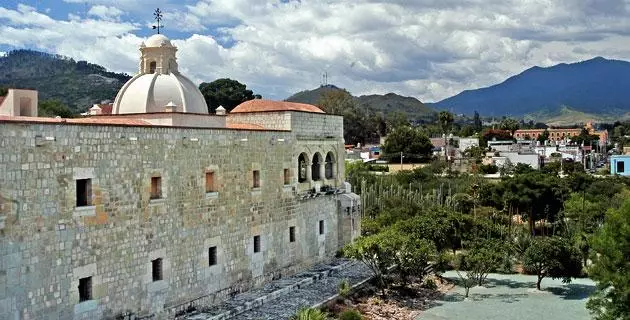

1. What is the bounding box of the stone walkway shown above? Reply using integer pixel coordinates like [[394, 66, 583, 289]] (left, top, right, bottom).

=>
[[418, 272, 596, 320], [184, 259, 372, 320]]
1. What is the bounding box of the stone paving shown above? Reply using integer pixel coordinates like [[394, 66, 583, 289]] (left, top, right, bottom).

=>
[[418, 271, 596, 320], [184, 259, 372, 320]]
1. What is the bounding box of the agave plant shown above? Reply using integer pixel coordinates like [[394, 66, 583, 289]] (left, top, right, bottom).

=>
[[291, 307, 328, 320]]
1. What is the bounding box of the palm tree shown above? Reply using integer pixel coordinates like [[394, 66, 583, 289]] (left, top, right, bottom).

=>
[[439, 111, 454, 163]]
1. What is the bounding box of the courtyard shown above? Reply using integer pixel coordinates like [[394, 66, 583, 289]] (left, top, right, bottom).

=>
[[418, 271, 596, 320]]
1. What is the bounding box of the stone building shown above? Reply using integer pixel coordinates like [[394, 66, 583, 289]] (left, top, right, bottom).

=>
[[0, 34, 360, 319]]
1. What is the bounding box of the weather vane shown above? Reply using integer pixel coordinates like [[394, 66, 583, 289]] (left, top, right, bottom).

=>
[[152, 8, 163, 34]]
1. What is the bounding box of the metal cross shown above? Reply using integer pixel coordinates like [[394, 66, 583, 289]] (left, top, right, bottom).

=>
[[152, 8, 163, 34]]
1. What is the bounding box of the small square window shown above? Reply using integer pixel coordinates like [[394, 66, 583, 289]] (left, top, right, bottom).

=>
[[289, 226, 296, 243], [78, 277, 92, 302], [151, 176, 162, 199], [253, 235, 261, 253], [253, 170, 260, 188], [283, 169, 290, 185], [76, 179, 92, 207], [319, 220, 325, 235], [152, 258, 163, 281], [205, 172, 216, 193], [209, 246, 217, 266]]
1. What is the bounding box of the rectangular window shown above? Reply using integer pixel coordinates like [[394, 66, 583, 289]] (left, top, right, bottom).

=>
[[152, 258, 163, 281], [253, 235, 261, 253], [76, 179, 92, 207], [150, 176, 162, 199], [283, 169, 290, 185], [208, 246, 217, 266], [617, 161, 625, 173], [319, 220, 325, 235], [289, 226, 296, 243], [78, 277, 92, 302], [253, 170, 260, 188], [205, 172, 215, 193]]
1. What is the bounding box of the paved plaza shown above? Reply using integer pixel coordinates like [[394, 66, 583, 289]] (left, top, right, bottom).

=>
[[418, 272, 596, 320]]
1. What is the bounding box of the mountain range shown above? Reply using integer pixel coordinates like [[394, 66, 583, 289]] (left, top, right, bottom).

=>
[[0, 50, 130, 112], [2, 49, 630, 121], [430, 57, 630, 117]]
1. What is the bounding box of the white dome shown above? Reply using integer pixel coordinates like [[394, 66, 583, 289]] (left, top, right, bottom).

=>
[[113, 72, 208, 114], [144, 34, 173, 48]]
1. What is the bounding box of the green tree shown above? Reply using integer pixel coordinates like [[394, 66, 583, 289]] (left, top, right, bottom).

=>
[[537, 129, 550, 143], [198, 78, 261, 112], [587, 200, 630, 320], [389, 233, 436, 287], [343, 233, 393, 294], [473, 111, 482, 133], [39, 99, 75, 118], [386, 111, 409, 132], [438, 111, 454, 159], [523, 237, 582, 290], [500, 118, 520, 137], [382, 126, 433, 163], [0, 87, 7, 97], [318, 90, 377, 145]]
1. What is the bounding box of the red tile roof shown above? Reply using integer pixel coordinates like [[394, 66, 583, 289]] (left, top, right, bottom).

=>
[[231, 99, 324, 114], [0, 115, 150, 126], [226, 122, 267, 130], [98, 104, 113, 115]]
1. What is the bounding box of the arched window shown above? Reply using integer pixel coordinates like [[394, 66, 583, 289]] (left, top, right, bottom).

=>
[[149, 61, 157, 74], [312, 153, 322, 181], [298, 153, 308, 183], [325, 152, 335, 179]]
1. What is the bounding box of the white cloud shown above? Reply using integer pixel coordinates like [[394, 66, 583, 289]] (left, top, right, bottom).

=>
[[87, 5, 124, 21], [3, 0, 630, 103]]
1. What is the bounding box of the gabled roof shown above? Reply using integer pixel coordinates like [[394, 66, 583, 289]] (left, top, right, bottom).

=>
[[231, 99, 325, 114]]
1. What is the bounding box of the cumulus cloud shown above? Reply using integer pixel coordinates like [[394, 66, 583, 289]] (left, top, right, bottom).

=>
[[3, 0, 630, 102]]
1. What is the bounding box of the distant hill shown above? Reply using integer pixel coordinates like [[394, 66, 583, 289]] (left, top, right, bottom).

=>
[[431, 57, 630, 116], [0, 50, 131, 112], [286, 85, 436, 120]]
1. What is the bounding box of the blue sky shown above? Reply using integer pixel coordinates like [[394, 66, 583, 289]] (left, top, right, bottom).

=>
[[2, 0, 630, 101]]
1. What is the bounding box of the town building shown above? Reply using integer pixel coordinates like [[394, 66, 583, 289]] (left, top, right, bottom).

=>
[[514, 122, 608, 145], [610, 155, 630, 176], [0, 34, 360, 319], [0, 88, 38, 117]]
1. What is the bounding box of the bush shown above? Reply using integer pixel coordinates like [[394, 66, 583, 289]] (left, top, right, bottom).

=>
[[339, 309, 363, 320], [421, 278, 438, 290], [291, 307, 328, 320], [478, 164, 499, 174], [338, 279, 351, 298]]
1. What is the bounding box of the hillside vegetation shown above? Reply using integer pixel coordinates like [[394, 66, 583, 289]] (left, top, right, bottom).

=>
[[0, 50, 131, 112], [286, 85, 436, 121]]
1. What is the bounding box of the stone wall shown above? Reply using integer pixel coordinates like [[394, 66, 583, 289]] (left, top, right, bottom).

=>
[[0, 119, 354, 320]]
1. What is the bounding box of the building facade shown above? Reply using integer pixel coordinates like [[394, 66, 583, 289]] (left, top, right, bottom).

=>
[[0, 34, 360, 319]]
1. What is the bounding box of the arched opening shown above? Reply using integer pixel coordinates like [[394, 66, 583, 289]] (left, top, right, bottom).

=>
[[298, 153, 308, 183], [325, 152, 335, 179], [312, 153, 322, 181], [149, 61, 157, 74]]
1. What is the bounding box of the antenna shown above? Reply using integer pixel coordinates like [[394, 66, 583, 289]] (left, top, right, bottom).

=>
[[152, 8, 164, 34], [322, 71, 328, 86]]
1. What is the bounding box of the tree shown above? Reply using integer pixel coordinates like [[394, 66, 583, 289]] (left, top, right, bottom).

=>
[[382, 126, 433, 163], [537, 129, 550, 143], [386, 111, 409, 132], [523, 237, 582, 290], [500, 118, 520, 137], [387, 231, 436, 287], [0, 86, 7, 97], [473, 111, 482, 133], [318, 90, 378, 145], [438, 111, 454, 159], [39, 99, 74, 118], [587, 200, 630, 320], [454, 239, 510, 297], [343, 233, 393, 294], [198, 78, 261, 113]]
